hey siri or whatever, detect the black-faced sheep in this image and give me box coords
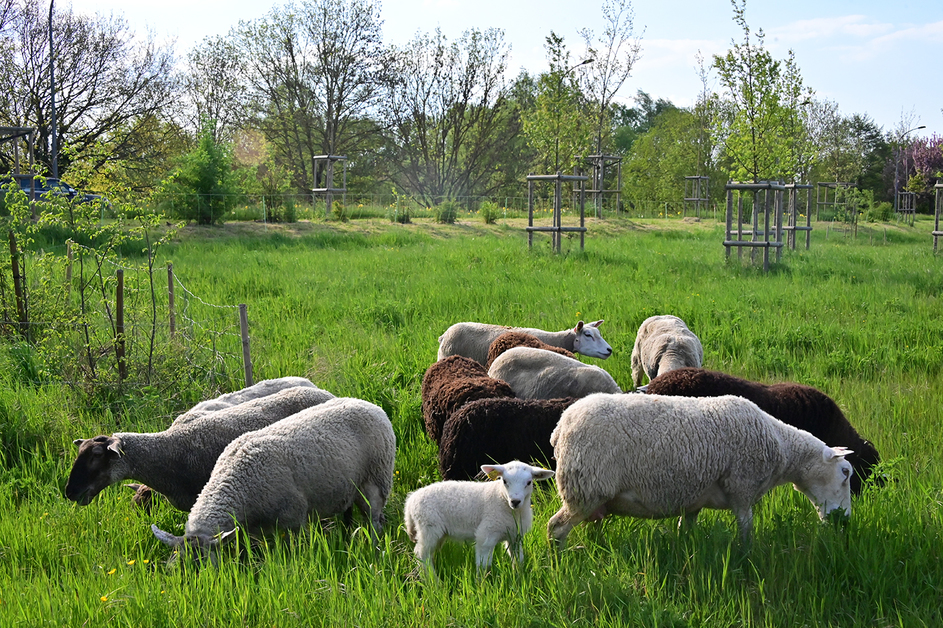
[485,331,575,369]
[630,315,703,387]
[487,347,622,400]
[644,367,881,495]
[420,355,515,444]
[438,320,612,365]
[438,396,578,481]
[548,393,854,548]
[152,397,396,559]
[404,460,554,575]
[65,385,335,511]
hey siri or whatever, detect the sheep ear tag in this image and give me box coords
[481,465,504,480]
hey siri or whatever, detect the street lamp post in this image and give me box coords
[552,58,593,173]
[893,124,926,214]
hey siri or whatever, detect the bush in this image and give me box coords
[866,201,893,223]
[479,200,500,224]
[332,200,348,222]
[435,200,458,224]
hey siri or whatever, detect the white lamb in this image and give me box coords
[152,397,396,559]
[630,315,703,387]
[403,460,554,575]
[548,393,853,548]
[438,320,612,365]
[487,346,622,400]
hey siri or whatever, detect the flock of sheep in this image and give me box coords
[64,314,882,574]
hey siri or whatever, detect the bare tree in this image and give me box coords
[183,35,249,142]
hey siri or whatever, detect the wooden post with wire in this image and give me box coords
[239,304,253,387]
[933,183,943,253]
[167,263,176,337]
[116,269,126,381]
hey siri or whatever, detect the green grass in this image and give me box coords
[1,213,941,626]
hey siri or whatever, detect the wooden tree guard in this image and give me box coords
[312,154,347,219]
[816,182,856,237]
[933,183,943,253]
[527,171,588,253]
[684,176,709,218]
[784,183,813,250]
[724,181,784,273]
[584,154,622,217]
[898,191,916,227]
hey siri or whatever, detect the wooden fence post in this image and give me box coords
[239,304,253,387]
[167,262,176,338]
[116,269,126,381]
[8,230,27,339]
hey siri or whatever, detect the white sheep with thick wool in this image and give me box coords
[438,320,612,365]
[548,393,853,547]
[630,315,703,387]
[488,346,622,400]
[151,397,396,557]
[404,460,554,574]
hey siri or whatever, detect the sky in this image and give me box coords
[65,0,942,138]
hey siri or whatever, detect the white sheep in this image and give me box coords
[487,346,622,400]
[438,320,612,365]
[630,315,703,387]
[65,385,335,511]
[186,376,316,414]
[548,393,854,548]
[404,460,554,575]
[152,397,396,558]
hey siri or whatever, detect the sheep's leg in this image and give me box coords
[503,538,524,564]
[734,506,754,548]
[412,532,438,577]
[678,510,700,533]
[547,505,585,550]
[355,484,387,543]
[474,540,497,571]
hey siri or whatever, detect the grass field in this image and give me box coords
[1,212,941,626]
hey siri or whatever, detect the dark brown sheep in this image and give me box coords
[486,331,575,369]
[438,396,579,481]
[420,355,516,444]
[644,367,881,495]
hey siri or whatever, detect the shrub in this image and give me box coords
[332,200,348,222]
[435,200,458,224]
[479,201,500,224]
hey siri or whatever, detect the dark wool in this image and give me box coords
[438,396,578,481]
[486,332,575,369]
[420,356,516,444]
[645,367,881,494]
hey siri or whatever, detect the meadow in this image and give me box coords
[0,212,941,627]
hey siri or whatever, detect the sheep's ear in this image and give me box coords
[213,528,239,546]
[573,321,585,333]
[823,446,853,462]
[530,466,555,481]
[151,523,184,547]
[72,439,84,447]
[481,464,505,480]
[125,483,142,492]
[106,440,122,455]
[589,320,604,328]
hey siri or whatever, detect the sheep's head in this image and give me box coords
[572,320,613,360]
[481,461,554,510]
[794,445,854,520]
[151,524,238,565]
[65,436,127,505]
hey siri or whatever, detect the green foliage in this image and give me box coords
[158,120,238,225]
[479,200,500,224]
[434,200,458,224]
[331,200,348,222]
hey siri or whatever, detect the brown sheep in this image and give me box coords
[420,355,515,444]
[486,331,575,369]
[644,367,881,495]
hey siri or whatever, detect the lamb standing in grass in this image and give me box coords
[548,393,854,548]
[488,347,622,400]
[66,385,335,511]
[404,461,554,574]
[438,320,612,365]
[630,315,703,387]
[152,397,396,558]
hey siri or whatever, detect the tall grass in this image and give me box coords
[1,215,941,626]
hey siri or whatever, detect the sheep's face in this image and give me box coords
[794,446,854,520]
[65,436,126,505]
[572,320,613,360]
[482,461,554,510]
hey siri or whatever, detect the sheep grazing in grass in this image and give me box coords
[488,347,622,400]
[152,397,396,559]
[66,385,335,511]
[186,376,317,414]
[630,315,703,387]
[644,367,881,495]
[438,320,612,366]
[420,355,515,444]
[548,393,854,548]
[486,331,575,369]
[404,460,554,575]
[438,397,579,481]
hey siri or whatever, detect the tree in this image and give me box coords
[712,0,813,183]
[383,27,517,204]
[159,120,237,225]
[611,90,677,154]
[0,0,176,176]
[183,36,250,143]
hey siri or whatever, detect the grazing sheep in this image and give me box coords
[420,355,515,444]
[438,397,578,481]
[152,397,396,558]
[185,376,317,415]
[404,460,554,575]
[486,331,575,369]
[644,367,881,494]
[65,385,335,511]
[548,393,854,548]
[487,347,622,400]
[438,320,612,365]
[630,315,703,387]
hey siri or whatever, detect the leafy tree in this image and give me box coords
[183,36,250,143]
[612,91,677,154]
[159,120,237,225]
[383,27,517,204]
